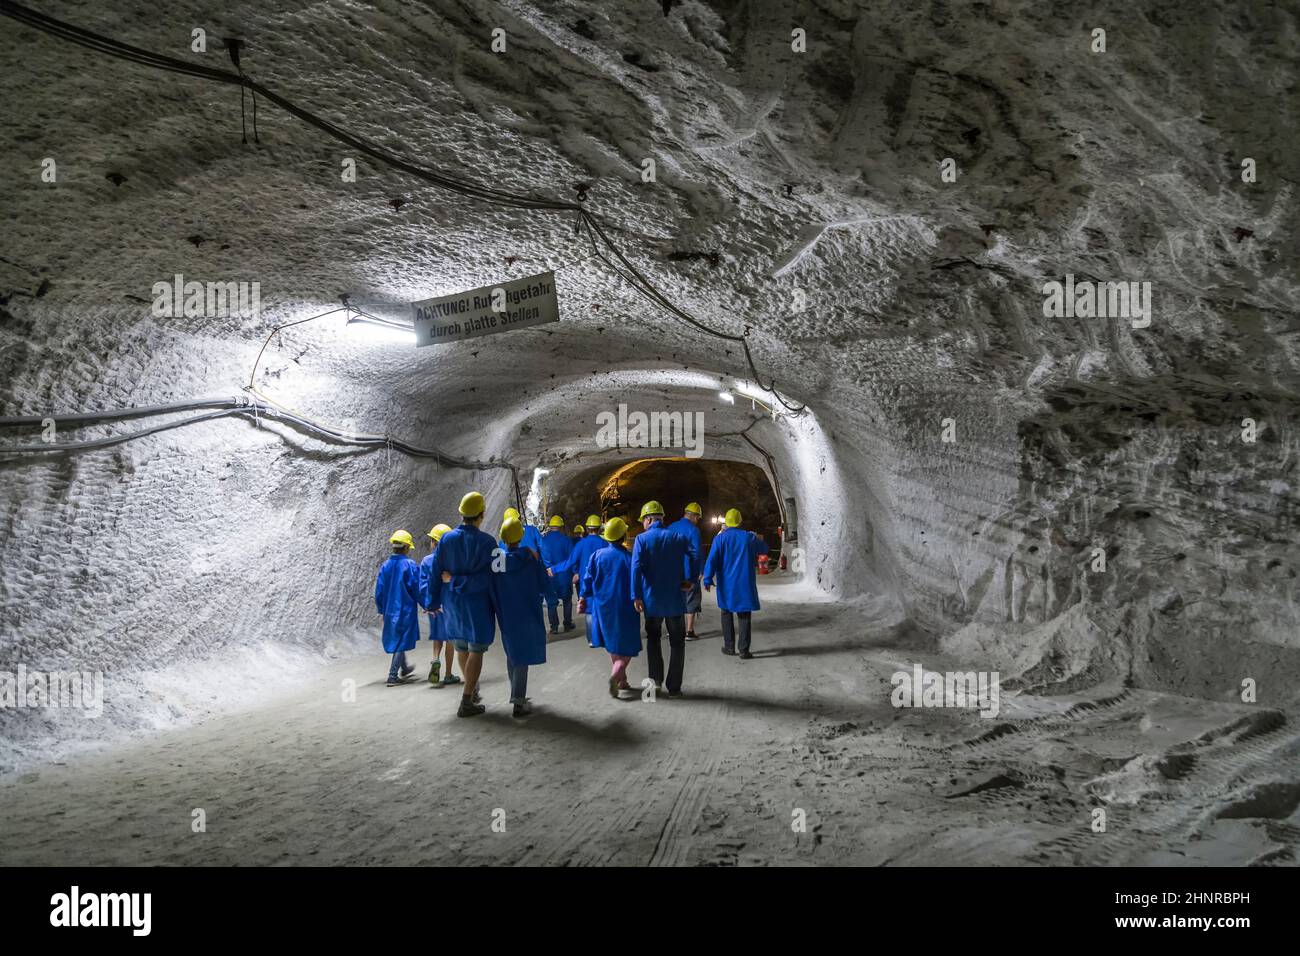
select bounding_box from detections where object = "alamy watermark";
[151,273,261,320]
[890,663,1000,718]
[595,403,704,458]
[0,665,103,718]
[1042,274,1151,328]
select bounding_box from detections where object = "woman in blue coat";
[578,517,642,698]
[490,517,551,718]
[702,509,769,660]
[375,530,422,685]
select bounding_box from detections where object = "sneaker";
[685,631,700,642]
[739,651,753,660]
[386,677,399,687]
[472,688,482,704]
[440,673,462,686]
[428,661,441,684]
[550,626,559,635]
[721,646,737,656]
[400,663,415,678]
[457,698,486,718]
[563,623,576,631]
[664,689,684,699]
[512,700,533,718]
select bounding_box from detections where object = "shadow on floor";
[474,708,648,747]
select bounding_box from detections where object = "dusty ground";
[1,577,1296,866]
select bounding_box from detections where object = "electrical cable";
[0,0,806,413]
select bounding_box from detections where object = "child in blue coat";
[375,530,422,685]
[490,517,551,718]
[702,509,769,659]
[418,523,461,687]
[578,517,642,698]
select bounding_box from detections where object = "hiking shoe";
[457,698,486,718]
[428,661,441,684]
[739,651,753,660]
[721,646,737,656]
[440,674,462,686]
[512,700,533,718]
[472,688,482,704]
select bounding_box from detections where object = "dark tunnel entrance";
[545,457,784,557]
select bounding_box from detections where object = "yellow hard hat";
[724,508,742,527]
[639,500,664,519]
[602,517,628,542]
[572,524,584,534]
[390,530,415,548]
[504,507,521,522]
[585,514,602,528]
[459,492,486,517]
[547,515,565,527]
[427,523,452,542]
[684,502,702,515]
[500,517,524,545]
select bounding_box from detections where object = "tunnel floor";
[1,577,1296,866]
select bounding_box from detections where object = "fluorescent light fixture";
[718,391,735,404]
[344,316,416,344]
[735,380,770,401]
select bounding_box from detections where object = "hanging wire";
[0,0,805,412]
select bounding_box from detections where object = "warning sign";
[412,271,559,347]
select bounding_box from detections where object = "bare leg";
[432,639,444,663]
[462,651,484,700]
[685,612,696,634]
[444,641,456,676]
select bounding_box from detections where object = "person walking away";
[419,523,461,687]
[667,502,705,641]
[578,517,642,698]
[375,530,422,686]
[630,500,699,697]
[539,515,576,634]
[437,492,498,717]
[702,508,769,659]
[490,517,550,718]
[553,513,610,647]
[503,506,544,557]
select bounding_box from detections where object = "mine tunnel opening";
[544,457,786,557]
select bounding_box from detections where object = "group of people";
[373,491,770,719]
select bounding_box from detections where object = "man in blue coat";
[553,513,610,647]
[539,515,576,634]
[374,530,421,686]
[490,517,551,718]
[437,492,498,717]
[703,508,769,659]
[503,506,544,557]
[667,502,704,641]
[418,523,461,687]
[631,500,699,697]
[579,517,642,698]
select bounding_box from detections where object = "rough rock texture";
[1,0,1298,769]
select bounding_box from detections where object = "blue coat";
[489,545,550,666]
[539,529,575,601]
[374,553,421,653]
[555,534,610,609]
[436,522,498,645]
[702,528,769,613]
[666,517,703,580]
[522,524,544,556]
[418,551,448,642]
[631,519,699,618]
[581,544,641,657]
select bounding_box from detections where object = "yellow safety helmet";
[459,492,486,517]
[684,502,703,515]
[547,515,565,528]
[500,517,524,545]
[572,524,584,534]
[724,508,742,527]
[504,507,521,522]
[390,530,415,549]
[639,500,664,520]
[602,517,628,542]
[427,523,452,543]
[585,514,602,528]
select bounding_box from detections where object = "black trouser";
[645,614,686,692]
[720,611,752,654]
[546,597,573,629]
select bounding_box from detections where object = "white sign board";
[412,271,559,347]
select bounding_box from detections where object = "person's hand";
[547,568,554,577]
[441,571,451,583]
[704,584,712,592]
[634,599,645,613]
[572,573,579,585]
[576,598,587,613]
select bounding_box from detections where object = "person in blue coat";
[503,507,544,558]
[374,530,422,686]
[418,523,461,688]
[578,517,642,698]
[631,500,699,697]
[667,502,705,641]
[702,508,769,659]
[490,517,551,718]
[539,515,576,634]
[437,492,498,718]
[553,514,610,647]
